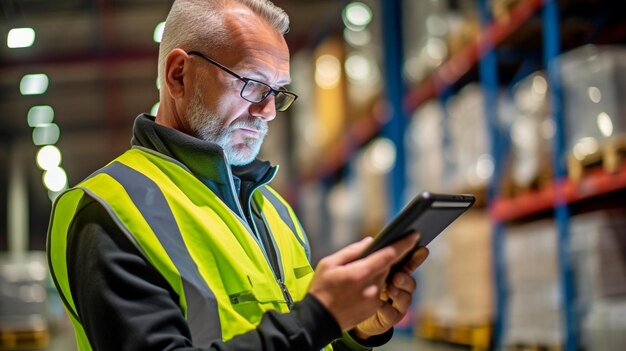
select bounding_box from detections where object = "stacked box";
[417,234,453,323]
[417,210,493,326]
[0,252,48,332]
[445,211,493,325]
[406,100,446,194]
[570,209,626,350]
[582,298,626,351]
[448,84,489,191]
[508,71,553,189]
[504,220,563,346]
[447,84,515,192]
[571,210,626,300]
[560,45,626,160]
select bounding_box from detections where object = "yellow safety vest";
[47,147,324,350]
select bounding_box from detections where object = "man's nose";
[249,95,277,122]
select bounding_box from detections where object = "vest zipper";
[278,278,295,310]
[243,169,295,311]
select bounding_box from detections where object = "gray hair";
[157,0,289,90]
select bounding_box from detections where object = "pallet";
[500,164,553,199]
[567,136,626,182]
[417,316,491,351]
[0,328,49,350]
[506,344,562,351]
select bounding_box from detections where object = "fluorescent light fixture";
[345,53,372,82]
[43,167,68,192]
[342,2,372,31]
[7,27,35,48]
[36,145,62,171]
[343,27,371,47]
[153,21,165,43]
[27,105,54,127]
[32,123,60,145]
[20,73,49,95]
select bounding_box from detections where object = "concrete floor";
[381,334,469,351]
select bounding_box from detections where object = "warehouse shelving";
[300,0,625,350]
[299,0,545,186]
[491,163,626,222]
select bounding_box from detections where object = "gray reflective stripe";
[97,161,221,346]
[259,187,311,261]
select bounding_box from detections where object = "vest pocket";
[294,265,313,279]
[228,290,258,305]
[227,289,289,321]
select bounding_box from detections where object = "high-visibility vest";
[48,147,322,350]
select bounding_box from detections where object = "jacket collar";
[130,114,276,189]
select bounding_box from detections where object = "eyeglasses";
[187,51,298,112]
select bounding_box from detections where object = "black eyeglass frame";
[187,50,298,112]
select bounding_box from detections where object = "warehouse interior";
[1,0,626,350]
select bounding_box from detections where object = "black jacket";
[65,114,392,350]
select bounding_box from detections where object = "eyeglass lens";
[242,80,295,112]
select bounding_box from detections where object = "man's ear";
[164,49,189,99]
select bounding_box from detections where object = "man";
[47,0,429,350]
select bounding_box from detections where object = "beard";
[186,88,268,166]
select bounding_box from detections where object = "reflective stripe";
[259,187,309,257]
[99,161,221,345]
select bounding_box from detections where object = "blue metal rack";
[475,1,578,350]
[476,2,509,350]
[380,0,408,216]
[542,2,577,350]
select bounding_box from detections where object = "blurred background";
[1,0,626,350]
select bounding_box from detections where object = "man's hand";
[308,233,421,332]
[352,246,429,339]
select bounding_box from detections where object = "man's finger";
[404,246,429,272]
[323,236,374,266]
[390,272,416,294]
[387,286,412,313]
[350,233,419,275]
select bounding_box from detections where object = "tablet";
[359,192,475,275]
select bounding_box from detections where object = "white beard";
[185,88,268,166]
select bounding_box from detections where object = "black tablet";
[359,192,475,275]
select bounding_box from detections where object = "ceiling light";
[20,73,49,95]
[36,145,62,171]
[32,123,60,145]
[7,28,35,48]
[27,105,54,127]
[343,27,371,47]
[345,53,373,82]
[43,167,68,192]
[342,2,373,31]
[153,21,165,43]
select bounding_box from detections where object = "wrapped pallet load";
[571,209,626,351]
[560,45,626,180]
[504,220,562,348]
